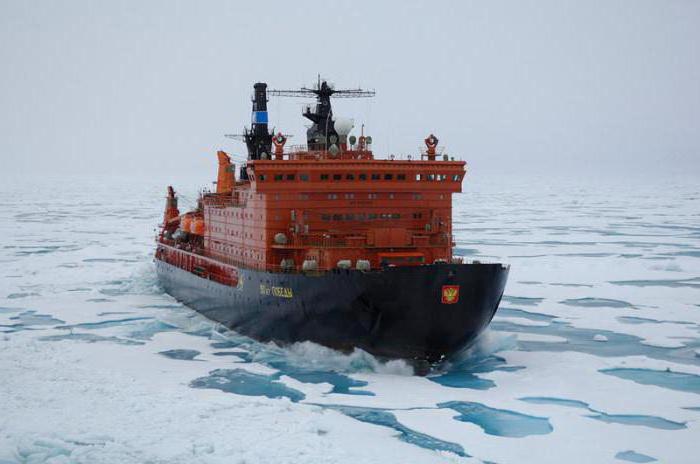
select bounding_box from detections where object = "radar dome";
[333,117,354,136]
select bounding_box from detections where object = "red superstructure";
[158,140,465,276]
[158,80,466,277]
[203,147,464,273]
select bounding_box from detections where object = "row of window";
[325,193,442,200]
[259,173,461,182]
[285,192,429,200]
[210,209,261,220]
[210,241,263,260]
[209,226,261,240]
[211,211,424,226]
[208,193,437,207]
[319,212,423,221]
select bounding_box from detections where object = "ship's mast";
[269,79,375,151]
[228,79,375,180]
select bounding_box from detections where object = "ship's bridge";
[247,158,465,193]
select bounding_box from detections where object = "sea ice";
[1,174,699,463]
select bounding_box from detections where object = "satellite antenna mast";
[269,78,375,150]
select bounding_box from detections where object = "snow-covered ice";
[1,173,698,463]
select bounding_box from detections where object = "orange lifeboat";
[191,216,205,235]
[181,214,193,233]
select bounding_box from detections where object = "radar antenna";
[269,79,375,150]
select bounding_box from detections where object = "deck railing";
[158,239,469,279]
[265,146,374,161]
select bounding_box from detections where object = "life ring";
[272,133,287,148]
[425,134,438,148]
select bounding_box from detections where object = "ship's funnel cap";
[334,117,354,136]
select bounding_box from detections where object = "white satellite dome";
[333,117,354,136]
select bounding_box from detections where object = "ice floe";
[1,174,699,463]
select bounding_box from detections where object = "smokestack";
[252,82,269,133]
[244,82,273,162]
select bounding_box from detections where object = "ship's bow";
[357,263,509,363]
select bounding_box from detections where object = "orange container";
[181,214,192,233]
[191,217,205,235]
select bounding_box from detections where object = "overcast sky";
[1,0,698,179]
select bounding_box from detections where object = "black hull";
[156,260,508,363]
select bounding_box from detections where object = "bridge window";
[332,214,342,220]
[359,173,367,180]
[300,174,309,181]
[258,174,266,181]
[345,214,355,220]
[274,174,283,181]
[327,193,338,199]
[333,174,342,181]
[368,213,378,220]
[346,173,354,180]
[368,193,378,199]
[371,173,380,180]
[344,193,354,199]
[416,174,423,181]
[384,173,393,180]
[452,174,461,181]
[397,174,406,180]
[321,214,331,221]
[320,174,329,180]
[286,174,295,181]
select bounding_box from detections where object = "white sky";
[1,0,698,179]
